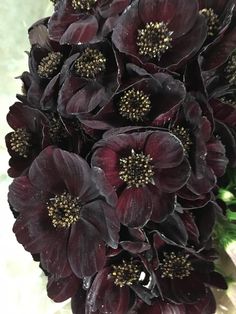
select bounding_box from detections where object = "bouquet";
[6,0,236,313]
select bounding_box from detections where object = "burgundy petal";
[91,147,124,189]
[117,186,154,227]
[91,167,118,207]
[98,0,131,18]
[111,1,140,57]
[150,188,175,223]
[161,15,207,70]
[202,25,236,70]
[185,288,216,314]
[81,199,120,249]
[60,15,98,45]
[206,138,228,177]
[157,158,191,192]
[139,0,198,38]
[157,213,188,246]
[171,274,206,303]
[52,148,100,201]
[68,219,106,278]
[145,132,184,169]
[13,212,55,254]
[47,273,80,302]
[87,267,130,313]
[40,229,71,277]
[138,299,185,314]
[8,176,45,211]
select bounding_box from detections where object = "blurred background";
[0,1,235,314]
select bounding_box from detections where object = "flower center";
[119,150,154,188]
[74,48,106,78]
[71,0,97,11]
[137,21,173,60]
[199,8,219,37]
[9,128,31,158]
[225,51,236,86]
[37,52,63,79]
[111,260,141,287]
[171,126,192,153]
[47,192,81,228]
[160,252,193,280]
[118,88,151,122]
[46,113,69,144]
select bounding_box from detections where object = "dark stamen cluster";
[171,125,192,153]
[37,52,63,79]
[137,21,172,60]
[46,113,69,144]
[118,88,151,122]
[74,48,106,78]
[159,252,193,280]
[9,128,31,158]
[47,192,81,228]
[225,51,236,86]
[200,8,219,37]
[119,149,154,188]
[111,260,141,287]
[71,0,97,11]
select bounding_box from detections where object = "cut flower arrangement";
[6,0,236,313]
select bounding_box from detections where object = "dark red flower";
[48,0,131,45]
[153,234,227,304]
[57,41,120,117]
[112,0,207,71]
[8,146,120,279]
[131,288,216,314]
[5,102,47,177]
[91,128,190,227]
[17,19,72,110]
[86,249,156,313]
[153,97,228,196]
[80,68,186,130]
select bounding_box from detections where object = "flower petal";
[139,0,198,38]
[157,158,191,192]
[81,199,120,249]
[87,267,130,313]
[145,131,184,169]
[68,219,106,278]
[47,273,80,302]
[117,186,154,227]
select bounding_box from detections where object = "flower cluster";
[6,0,236,313]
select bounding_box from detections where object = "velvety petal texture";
[92,129,190,227]
[8,146,119,284]
[6,0,235,311]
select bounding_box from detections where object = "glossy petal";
[150,188,175,223]
[81,199,120,249]
[157,159,191,192]
[87,267,130,313]
[139,0,198,38]
[60,15,98,44]
[117,186,155,227]
[145,132,184,169]
[68,219,106,278]
[47,274,80,302]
